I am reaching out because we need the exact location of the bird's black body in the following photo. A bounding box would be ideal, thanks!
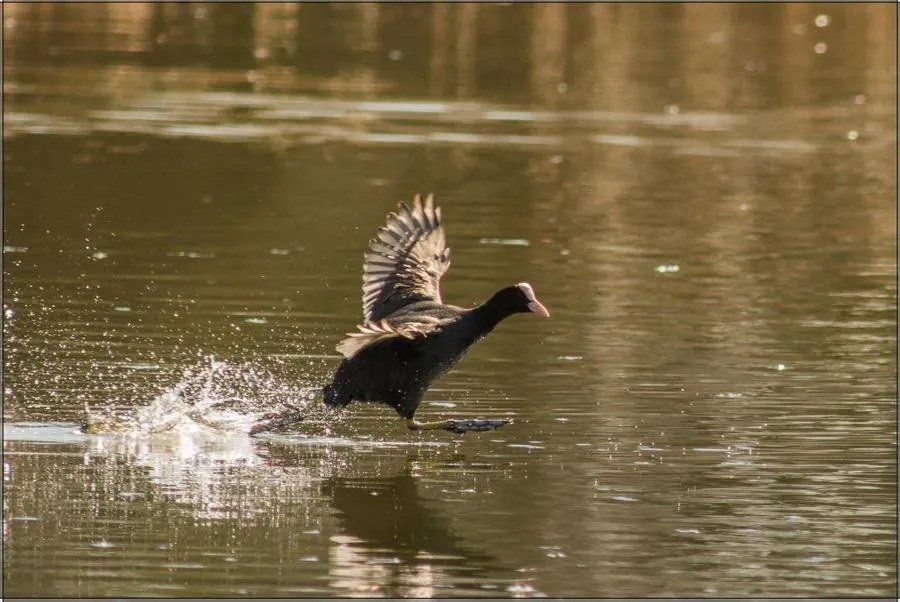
[324,288,534,419]
[316,194,549,434]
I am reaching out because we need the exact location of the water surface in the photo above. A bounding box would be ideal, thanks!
[3,3,897,598]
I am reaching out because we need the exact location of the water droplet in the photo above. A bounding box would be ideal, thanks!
[91,539,115,548]
[846,130,859,141]
[814,14,830,27]
[655,264,680,273]
[814,42,827,54]
[388,49,403,61]
[91,251,108,260]
[479,237,530,246]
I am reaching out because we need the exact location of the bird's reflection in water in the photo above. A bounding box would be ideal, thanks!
[322,460,503,597]
[117,430,518,597]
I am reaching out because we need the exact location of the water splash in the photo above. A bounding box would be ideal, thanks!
[86,355,321,436]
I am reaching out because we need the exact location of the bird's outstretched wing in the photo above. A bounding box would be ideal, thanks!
[360,193,451,322]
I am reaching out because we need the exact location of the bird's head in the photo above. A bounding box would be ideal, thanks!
[515,282,550,317]
[489,282,550,318]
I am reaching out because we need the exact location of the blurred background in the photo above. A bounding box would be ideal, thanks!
[3,2,897,598]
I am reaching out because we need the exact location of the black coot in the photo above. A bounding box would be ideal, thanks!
[322,194,549,434]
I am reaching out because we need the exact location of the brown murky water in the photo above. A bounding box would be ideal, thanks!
[3,3,897,598]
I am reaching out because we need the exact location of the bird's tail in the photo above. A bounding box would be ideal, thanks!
[322,383,350,408]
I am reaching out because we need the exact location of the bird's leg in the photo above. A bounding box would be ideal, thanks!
[406,418,454,431]
[248,403,305,435]
[406,417,512,434]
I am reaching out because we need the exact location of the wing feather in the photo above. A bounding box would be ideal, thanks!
[336,314,448,358]
[360,193,451,322]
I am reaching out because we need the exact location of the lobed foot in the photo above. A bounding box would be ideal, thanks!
[407,417,512,434]
[444,418,512,434]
